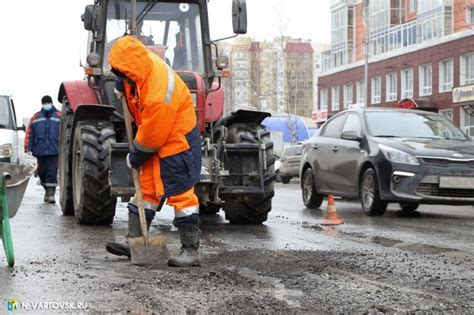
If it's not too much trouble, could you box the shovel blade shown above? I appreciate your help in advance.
[128,235,170,266]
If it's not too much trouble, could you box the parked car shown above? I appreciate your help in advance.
[300,107,474,216]
[0,95,24,163]
[279,144,303,183]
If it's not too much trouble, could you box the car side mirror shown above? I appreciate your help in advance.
[341,131,362,141]
[82,5,102,32]
[16,125,26,132]
[232,0,247,34]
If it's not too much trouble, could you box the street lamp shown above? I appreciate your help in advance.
[363,0,370,107]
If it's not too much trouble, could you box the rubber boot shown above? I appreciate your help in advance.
[168,223,201,267]
[106,213,151,258]
[46,187,56,204]
[43,187,48,203]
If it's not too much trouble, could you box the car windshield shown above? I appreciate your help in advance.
[366,111,468,141]
[284,146,302,156]
[105,1,204,75]
[0,97,13,129]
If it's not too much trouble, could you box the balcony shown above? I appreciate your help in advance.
[370,4,452,57]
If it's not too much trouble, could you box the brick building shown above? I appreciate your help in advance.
[220,37,318,117]
[317,0,474,135]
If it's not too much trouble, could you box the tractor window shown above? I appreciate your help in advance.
[105,1,204,76]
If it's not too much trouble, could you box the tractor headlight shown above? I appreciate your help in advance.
[87,52,101,67]
[191,93,198,108]
[0,144,12,158]
[216,55,229,69]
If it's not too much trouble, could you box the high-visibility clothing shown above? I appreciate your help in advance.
[108,36,201,215]
[24,107,61,157]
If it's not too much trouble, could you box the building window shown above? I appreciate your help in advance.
[439,109,453,122]
[320,89,328,110]
[419,64,432,96]
[461,53,474,86]
[386,72,397,101]
[468,6,474,24]
[409,0,417,13]
[371,76,381,104]
[461,107,474,137]
[356,80,365,104]
[401,68,413,98]
[418,0,443,13]
[332,86,340,111]
[439,59,453,92]
[343,83,353,109]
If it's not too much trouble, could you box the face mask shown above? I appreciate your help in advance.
[42,103,53,111]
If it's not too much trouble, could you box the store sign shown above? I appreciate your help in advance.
[312,110,328,122]
[453,84,474,103]
[349,102,366,109]
[395,98,418,109]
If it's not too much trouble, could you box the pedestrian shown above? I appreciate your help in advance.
[106,35,202,267]
[24,95,61,203]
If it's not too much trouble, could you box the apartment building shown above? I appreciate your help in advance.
[220,37,318,117]
[317,0,474,135]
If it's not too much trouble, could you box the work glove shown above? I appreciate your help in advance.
[114,87,124,100]
[114,75,125,100]
[127,143,154,169]
[126,153,133,169]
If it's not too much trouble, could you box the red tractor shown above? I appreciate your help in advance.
[57,0,275,225]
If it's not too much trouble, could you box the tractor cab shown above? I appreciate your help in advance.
[81,0,246,130]
[99,2,207,78]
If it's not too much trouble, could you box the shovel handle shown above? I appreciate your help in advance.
[121,97,149,248]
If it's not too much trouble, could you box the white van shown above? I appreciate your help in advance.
[0,95,24,163]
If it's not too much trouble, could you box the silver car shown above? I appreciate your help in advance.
[279,144,302,183]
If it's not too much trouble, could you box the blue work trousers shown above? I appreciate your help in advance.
[37,155,58,188]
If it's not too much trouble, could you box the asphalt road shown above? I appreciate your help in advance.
[1,178,473,313]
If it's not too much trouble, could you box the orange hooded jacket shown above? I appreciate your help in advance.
[108,36,201,199]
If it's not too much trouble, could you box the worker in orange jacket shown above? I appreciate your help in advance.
[105,36,202,267]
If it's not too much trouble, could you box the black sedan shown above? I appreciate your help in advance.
[300,108,474,216]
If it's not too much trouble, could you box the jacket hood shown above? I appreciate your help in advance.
[108,36,152,85]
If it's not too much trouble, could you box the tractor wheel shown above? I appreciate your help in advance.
[59,100,74,215]
[223,123,275,224]
[72,121,117,225]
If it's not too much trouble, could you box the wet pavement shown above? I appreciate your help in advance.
[1,178,473,313]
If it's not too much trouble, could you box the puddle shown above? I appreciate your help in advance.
[370,236,459,255]
[237,268,303,307]
[302,224,324,232]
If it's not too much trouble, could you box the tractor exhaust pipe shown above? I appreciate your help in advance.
[130,0,137,35]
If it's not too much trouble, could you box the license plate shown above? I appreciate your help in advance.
[439,176,474,189]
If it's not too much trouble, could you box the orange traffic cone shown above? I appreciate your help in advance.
[321,194,343,225]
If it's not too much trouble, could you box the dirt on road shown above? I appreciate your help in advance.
[1,182,473,313]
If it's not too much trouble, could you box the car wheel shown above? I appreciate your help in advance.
[275,171,282,182]
[301,168,323,209]
[281,176,291,184]
[360,168,388,216]
[399,202,419,211]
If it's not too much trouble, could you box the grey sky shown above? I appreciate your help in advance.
[0,0,331,122]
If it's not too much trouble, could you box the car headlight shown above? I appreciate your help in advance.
[0,144,12,158]
[379,144,419,165]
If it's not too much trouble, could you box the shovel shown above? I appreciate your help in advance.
[121,97,169,266]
